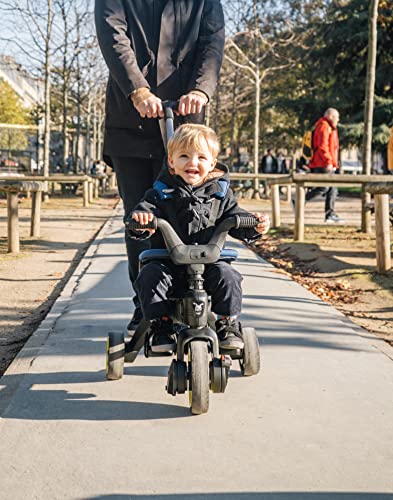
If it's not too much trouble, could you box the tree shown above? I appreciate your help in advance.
[0,0,54,197]
[0,79,32,150]
[222,0,302,191]
[361,0,379,233]
[0,0,106,178]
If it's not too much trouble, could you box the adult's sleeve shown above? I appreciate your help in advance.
[94,0,149,97]
[188,0,225,99]
[314,122,333,165]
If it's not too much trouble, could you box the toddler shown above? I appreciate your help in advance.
[129,124,269,352]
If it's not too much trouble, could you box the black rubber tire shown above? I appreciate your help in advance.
[188,341,209,415]
[240,327,260,376]
[106,332,125,380]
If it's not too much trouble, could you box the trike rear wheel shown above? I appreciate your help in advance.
[106,331,125,380]
[239,327,260,376]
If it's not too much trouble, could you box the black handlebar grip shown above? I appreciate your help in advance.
[163,100,179,111]
[236,214,259,229]
[126,218,157,232]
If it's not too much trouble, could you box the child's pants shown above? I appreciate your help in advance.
[134,260,243,320]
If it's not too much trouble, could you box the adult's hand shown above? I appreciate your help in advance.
[177,91,208,116]
[326,164,334,173]
[131,88,164,119]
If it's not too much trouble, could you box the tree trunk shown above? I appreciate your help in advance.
[43,0,53,201]
[213,75,221,137]
[361,0,379,233]
[86,95,92,171]
[252,0,260,195]
[229,68,239,166]
[75,15,82,173]
[92,95,97,160]
[61,3,69,172]
[253,66,260,193]
[97,94,104,159]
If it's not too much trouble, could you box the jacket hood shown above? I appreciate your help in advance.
[315,116,336,130]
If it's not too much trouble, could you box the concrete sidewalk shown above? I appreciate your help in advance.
[1,207,393,500]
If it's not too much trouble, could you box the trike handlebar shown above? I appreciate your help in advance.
[126,214,259,266]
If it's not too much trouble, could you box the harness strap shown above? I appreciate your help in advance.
[207,179,229,226]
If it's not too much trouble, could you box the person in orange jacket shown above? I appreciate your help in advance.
[306,108,342,223]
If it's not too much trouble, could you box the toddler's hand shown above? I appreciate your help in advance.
[131,212,156,234]
[252,212,270,235]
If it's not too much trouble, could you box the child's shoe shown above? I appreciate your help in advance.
[150,317,176,353]
[215,317,244,350]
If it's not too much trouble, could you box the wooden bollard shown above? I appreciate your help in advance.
[93,178,99,199]
[286,184,292,204]
[109,173,117,190]
[31,191,42,237]
[271,184,280,228]
[88,180,94,204]
[7,192,19,253]
[375,194,391,273]
[294,183,305,242]
[83,180,89,207]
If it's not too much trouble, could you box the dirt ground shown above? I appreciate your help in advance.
[0,190,392,377]
[0,191,119,376]
[241,195,393,347]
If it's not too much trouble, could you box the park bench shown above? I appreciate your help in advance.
[0,175,95,207]
[0,179,44,253]
[0,173,109,254]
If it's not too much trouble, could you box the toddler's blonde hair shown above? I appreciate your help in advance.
[167,124,220,160]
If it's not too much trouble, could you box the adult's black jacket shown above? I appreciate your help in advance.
[95,0,225,160]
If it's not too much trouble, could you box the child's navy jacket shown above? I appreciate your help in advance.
[129,162,261,248]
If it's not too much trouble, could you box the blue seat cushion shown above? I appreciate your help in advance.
[139,249,170,264]
[139,248,238,264]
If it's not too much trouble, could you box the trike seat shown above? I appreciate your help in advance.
[139,248,238,265]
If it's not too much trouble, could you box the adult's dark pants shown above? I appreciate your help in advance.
[110,156,163,301]
[134,260,243,320]
[305,167,337,218]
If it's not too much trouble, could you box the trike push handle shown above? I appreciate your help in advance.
[161,100,179,145]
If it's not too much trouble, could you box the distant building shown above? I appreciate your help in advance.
[0,55,44,173]
[0,54,44,107]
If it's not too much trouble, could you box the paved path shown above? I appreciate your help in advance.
[1,207,393,500]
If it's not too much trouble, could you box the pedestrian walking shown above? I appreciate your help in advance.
[95,0,225,333]
[259,148,278,174]
[276,151,288,174]
[293,108,342,223]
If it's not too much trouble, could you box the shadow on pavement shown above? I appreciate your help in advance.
[0,367,190,420]
[1,386,189,421]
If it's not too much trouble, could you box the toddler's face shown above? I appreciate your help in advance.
[168,139,216,186]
